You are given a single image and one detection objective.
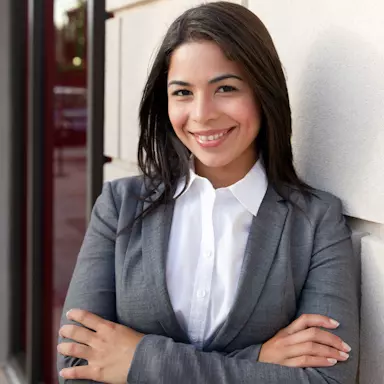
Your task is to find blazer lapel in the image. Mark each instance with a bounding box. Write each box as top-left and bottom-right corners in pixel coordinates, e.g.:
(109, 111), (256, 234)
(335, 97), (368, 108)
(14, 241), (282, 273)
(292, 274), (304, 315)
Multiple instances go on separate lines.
(141, 190), (189, 343)
(206, 185), (288, 351)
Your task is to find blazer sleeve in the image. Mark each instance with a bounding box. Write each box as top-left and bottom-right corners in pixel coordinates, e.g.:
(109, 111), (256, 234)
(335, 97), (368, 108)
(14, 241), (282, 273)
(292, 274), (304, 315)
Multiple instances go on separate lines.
(127, 197), (359, 384)
(57, 181), (118, 384)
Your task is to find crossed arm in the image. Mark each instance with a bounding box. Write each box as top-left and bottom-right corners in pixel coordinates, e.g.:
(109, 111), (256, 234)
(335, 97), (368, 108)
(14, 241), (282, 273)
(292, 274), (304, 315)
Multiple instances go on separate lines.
(57, 182), (359, 384)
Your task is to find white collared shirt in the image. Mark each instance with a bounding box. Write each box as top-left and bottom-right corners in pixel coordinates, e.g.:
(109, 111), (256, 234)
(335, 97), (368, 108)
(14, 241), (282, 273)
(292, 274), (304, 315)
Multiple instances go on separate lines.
(166, 160), (268, 349)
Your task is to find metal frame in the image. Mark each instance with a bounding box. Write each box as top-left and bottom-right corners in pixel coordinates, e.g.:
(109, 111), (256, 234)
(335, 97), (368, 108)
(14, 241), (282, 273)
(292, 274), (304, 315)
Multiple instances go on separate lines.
(5, 1), (109, 382)
(26, 0), (45, 379)
(26, 1), (54, 383)
(8, 0), (27, 379)
(87, 0), (109, 219)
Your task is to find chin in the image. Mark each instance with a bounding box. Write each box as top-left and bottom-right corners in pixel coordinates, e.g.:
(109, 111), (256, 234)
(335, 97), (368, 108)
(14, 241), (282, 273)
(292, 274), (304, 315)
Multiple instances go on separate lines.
(194, 154), (232, 169)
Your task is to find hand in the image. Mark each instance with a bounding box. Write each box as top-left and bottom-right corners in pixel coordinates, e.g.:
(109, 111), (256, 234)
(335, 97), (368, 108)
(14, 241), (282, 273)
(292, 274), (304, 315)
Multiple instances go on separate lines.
(57, 309), (144, 384)
(259, 314), (352, 368)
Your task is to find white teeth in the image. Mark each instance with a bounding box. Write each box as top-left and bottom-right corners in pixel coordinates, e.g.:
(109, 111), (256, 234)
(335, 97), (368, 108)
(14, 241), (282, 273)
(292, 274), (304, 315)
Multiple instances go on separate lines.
(198, 131), (227, 142)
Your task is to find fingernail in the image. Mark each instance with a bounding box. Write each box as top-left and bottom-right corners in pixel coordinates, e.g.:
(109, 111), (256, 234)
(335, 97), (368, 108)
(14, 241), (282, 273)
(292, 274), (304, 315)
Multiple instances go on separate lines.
(342, 342), (352, 352)
(329, 319), (340, 327)
(339, 351), (349, 359)
(59, 370), (64, 377)
(327, 358), (337, 365)
(66, 309), (73, 318)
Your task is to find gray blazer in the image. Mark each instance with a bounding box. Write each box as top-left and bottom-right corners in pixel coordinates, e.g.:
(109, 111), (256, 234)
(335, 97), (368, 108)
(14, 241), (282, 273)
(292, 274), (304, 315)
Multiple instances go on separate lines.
(57, 176), (359, 383)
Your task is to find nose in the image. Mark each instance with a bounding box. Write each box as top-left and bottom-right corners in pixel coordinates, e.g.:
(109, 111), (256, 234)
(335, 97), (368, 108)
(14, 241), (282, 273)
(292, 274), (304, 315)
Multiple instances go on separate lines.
(190, 92), (219, 124)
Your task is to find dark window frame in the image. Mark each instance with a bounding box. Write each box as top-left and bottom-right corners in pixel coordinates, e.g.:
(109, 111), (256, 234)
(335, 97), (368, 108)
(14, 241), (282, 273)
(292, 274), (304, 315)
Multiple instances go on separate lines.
(4, 1), (107, 383)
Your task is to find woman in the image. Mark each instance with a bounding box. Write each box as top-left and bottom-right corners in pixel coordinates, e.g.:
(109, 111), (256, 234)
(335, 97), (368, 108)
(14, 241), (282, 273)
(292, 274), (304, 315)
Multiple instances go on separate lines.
(57, 2), (359, 383)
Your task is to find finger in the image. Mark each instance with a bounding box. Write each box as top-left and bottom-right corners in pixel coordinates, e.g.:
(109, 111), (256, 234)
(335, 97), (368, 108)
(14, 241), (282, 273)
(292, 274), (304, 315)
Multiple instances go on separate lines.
(282, 314), (339, 336)
(66, 309), (105, 332)
(60, 365), (103, 382)
(283, 355), (339, 368)
(57, 342), (91, 360)
(285, 327), (351, 353)
(285, 342), (349, 361)
(59, 324), (95, 346)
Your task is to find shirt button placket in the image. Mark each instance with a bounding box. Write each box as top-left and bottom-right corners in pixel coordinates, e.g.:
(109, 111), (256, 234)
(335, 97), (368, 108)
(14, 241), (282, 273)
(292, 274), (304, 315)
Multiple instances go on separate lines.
(199, 186), (215, 344)
(189, 181), (216, 347)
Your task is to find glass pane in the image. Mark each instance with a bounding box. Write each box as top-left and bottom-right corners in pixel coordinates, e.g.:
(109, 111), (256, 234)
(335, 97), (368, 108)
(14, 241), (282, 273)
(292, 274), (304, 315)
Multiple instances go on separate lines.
(53, 0), (87, 381)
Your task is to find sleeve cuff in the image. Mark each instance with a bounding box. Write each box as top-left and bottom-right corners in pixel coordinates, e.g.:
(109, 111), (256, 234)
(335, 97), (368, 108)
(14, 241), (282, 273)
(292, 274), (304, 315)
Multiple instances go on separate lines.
(127, 334), (167, 383)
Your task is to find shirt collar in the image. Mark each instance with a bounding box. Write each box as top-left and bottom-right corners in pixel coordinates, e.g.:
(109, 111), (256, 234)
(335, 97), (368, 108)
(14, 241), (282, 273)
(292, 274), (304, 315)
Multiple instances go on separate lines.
(228, 159), (268, 216)
(174, 157), (268, 216)
(174, 158), (197, 198)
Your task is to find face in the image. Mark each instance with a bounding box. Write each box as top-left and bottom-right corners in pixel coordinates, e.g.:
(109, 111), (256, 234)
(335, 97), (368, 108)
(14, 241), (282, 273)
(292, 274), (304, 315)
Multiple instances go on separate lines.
(167, 40), (261, 179)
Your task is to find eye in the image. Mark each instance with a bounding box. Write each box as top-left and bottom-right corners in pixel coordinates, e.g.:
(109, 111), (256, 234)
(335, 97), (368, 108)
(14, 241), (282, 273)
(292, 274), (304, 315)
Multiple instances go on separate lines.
(217, 85), (238, 93)
(172, 89), (192, 97)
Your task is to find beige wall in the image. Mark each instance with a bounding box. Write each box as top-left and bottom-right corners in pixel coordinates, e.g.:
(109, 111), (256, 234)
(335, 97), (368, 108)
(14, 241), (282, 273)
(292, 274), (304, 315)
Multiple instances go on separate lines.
(246, 3), (384, 383)
(103, 1), (384, 383)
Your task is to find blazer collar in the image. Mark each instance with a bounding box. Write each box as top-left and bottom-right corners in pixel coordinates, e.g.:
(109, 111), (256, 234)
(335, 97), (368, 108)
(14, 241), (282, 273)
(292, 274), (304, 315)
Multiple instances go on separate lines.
(141, 184), (189, 343)
(206, 184), (288, 351)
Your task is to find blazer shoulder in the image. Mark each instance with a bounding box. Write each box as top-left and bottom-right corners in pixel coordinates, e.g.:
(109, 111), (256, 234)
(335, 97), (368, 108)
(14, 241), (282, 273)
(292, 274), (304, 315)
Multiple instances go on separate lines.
(106, 175), (144, 213)
(286, 186), (345, 224)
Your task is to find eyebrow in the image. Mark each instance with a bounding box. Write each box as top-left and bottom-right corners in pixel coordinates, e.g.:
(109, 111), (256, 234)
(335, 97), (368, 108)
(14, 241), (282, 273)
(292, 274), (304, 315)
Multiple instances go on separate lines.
(167, 74), (243, 88)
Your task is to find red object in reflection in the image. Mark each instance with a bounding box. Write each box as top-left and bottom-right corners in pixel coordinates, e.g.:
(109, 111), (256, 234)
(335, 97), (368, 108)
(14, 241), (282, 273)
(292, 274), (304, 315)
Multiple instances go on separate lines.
(54, 1), (87, 148)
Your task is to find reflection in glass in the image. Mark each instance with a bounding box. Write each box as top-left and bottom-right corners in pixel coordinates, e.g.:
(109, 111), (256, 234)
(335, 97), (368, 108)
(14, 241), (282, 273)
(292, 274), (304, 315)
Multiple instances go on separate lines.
(53, 1), (87, 382)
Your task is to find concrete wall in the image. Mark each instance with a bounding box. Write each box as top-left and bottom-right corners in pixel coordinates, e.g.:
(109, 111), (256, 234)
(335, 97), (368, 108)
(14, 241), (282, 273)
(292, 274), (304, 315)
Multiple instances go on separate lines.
(103, 1), (384, 383)
(247, 3), (384, 382)
(0, 0), (11, 364)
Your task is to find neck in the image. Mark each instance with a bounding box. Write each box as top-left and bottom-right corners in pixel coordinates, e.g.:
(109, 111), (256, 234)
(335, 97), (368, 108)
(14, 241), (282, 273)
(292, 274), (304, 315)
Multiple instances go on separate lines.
(194, 149), (258, 188)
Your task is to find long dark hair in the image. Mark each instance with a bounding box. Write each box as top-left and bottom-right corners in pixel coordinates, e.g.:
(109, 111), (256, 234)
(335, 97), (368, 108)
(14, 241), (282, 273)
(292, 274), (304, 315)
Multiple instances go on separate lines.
(137, 1), (312, 218)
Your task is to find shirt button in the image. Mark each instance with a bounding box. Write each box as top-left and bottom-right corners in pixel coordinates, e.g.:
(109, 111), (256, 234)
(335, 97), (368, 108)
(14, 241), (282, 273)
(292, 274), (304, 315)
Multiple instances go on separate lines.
(197, 289), (206, 298)
(205, 251), (213, 259)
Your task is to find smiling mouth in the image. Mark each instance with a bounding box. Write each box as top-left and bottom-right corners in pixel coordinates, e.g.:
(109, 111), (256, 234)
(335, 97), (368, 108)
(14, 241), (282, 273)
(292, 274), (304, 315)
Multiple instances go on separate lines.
(191, 126), (237, 147)
(192, 126), (236, 142)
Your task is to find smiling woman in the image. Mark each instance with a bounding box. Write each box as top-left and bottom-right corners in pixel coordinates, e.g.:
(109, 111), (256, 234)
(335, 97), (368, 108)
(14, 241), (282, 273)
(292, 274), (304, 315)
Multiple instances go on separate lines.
(57, 2), (359, 384)
(167, 41), (261, 186)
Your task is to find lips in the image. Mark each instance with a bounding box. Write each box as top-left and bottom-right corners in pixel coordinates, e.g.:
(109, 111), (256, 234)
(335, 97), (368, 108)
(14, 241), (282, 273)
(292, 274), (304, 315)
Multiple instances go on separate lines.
(197, 130), (229, 142)
(191, 126), (236, 148)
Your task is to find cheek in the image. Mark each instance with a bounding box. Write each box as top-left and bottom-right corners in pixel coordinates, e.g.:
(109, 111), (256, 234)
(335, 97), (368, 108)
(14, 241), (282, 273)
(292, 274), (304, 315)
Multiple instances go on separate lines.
(237, 98), (262, 133)
(168, 103), (189, 136)
(227, 98), (261, 132)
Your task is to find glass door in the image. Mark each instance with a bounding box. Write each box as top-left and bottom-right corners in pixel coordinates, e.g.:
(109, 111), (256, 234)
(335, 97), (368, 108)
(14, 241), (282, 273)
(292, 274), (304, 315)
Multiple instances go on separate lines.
(25, 1), (89, 383)
(16, 1), (104, 382)
(52, 0), (88, 382)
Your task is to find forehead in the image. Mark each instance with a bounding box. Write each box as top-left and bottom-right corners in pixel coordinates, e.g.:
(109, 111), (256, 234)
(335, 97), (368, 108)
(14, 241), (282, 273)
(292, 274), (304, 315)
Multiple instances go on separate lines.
(168, 41), (242, 80)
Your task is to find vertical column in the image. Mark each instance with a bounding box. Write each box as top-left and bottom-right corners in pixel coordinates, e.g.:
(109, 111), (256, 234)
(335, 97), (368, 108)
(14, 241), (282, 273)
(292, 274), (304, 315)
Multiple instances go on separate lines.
(87, 0), (109, 219)
(9, 0), (28, 367)
(26, 0), (54, 383)
(0, 0), (11, 365)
